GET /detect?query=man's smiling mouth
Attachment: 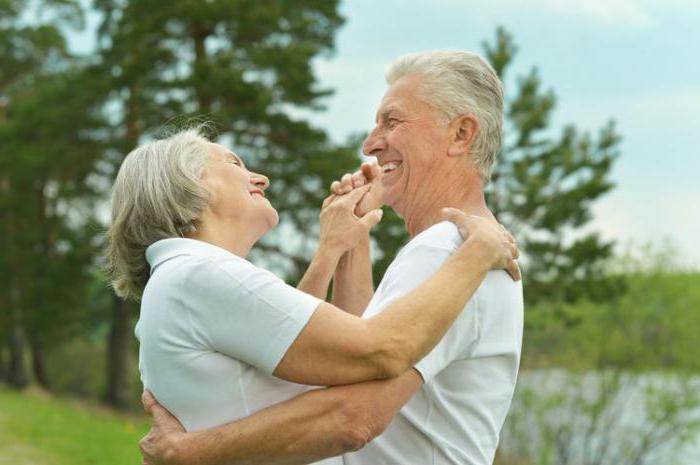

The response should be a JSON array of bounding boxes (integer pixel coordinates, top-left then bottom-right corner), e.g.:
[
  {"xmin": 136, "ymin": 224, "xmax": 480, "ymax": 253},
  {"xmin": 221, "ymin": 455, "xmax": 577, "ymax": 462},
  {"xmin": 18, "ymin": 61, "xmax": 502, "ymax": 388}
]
[{"xmin": 381, "ymin": 161, "xmax": 402, "ymax": 173}]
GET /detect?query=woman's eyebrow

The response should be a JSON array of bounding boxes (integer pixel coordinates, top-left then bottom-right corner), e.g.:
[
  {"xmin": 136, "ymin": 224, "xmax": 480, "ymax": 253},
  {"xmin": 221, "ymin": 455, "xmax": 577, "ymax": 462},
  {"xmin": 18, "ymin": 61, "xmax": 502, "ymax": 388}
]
[{"xmin": 227, "ymin": 152, "xmax": 245, "ymax": 166}]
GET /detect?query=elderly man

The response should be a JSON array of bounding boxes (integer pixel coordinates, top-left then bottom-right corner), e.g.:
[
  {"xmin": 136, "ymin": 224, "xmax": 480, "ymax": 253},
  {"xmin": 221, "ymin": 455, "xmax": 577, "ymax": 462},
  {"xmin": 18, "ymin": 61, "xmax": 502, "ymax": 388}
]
[{"xmin": 140, "ymin": 50, "xmax": 523, "ymax": 465}]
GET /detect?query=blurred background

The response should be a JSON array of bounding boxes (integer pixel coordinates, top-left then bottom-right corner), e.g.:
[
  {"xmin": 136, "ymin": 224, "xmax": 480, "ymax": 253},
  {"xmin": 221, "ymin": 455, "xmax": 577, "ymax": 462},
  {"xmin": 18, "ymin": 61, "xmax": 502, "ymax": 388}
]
[{"xmin": 1, "ymin": 1, "xmax": 698, "ymax": 464}]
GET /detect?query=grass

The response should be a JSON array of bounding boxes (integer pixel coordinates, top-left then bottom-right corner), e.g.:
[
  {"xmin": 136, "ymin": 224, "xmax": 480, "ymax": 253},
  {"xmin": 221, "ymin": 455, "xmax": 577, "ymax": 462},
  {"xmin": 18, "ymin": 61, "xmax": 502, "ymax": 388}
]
[{"xmin": 0, "ymin": 386, "xmax": 150, "ymax": 465}]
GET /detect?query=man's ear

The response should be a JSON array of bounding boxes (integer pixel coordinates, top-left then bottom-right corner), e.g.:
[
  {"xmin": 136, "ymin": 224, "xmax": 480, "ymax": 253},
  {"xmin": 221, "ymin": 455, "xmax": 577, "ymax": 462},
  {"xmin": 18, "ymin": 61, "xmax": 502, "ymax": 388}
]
[{"xmin": 447, "ymin": 115, "xmax": 478, "ymax": 157}]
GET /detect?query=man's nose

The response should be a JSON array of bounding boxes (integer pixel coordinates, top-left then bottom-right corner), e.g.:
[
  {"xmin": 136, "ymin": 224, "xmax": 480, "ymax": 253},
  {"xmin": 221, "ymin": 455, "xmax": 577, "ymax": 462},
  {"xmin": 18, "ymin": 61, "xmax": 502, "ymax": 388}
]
[
  {"xmin": 251, "ymin": 173, "xmax": 270, "ymax": 190},
  {"xmin": 362, "ymin": 127, "xmax": 386, "ymax": 156}
]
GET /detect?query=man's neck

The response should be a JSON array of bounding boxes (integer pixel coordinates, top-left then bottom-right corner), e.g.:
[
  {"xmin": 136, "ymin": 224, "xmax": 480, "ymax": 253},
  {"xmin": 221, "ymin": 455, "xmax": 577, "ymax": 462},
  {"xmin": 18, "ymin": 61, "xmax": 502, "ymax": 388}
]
[{"xmin": 403, "ymin": 187, "xmax": 493, "ymax": 238}]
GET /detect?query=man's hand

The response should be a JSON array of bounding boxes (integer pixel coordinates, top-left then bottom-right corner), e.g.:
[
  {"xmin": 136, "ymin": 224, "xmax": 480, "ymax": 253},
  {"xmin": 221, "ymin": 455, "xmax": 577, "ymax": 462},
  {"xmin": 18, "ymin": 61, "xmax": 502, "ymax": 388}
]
[
  {"xmin": 330, "ymin": 161, "xmax": 384, "ymax": 216},
  {"xmin": 140, "ymin": 390, "xmax": 186, "ymax": 465}
]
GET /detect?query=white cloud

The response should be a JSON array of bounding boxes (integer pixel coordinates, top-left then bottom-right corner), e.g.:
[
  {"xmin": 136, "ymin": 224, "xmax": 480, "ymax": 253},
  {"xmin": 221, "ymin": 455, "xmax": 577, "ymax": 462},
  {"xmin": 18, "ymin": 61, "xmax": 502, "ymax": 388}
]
[
  {"xmin": 436, "ymin": 0, "xmax": 661, "ymax": 29},
  {"xmin": 551, "ymin": 86, "xmax": 700, "ymax": 139},
  {"xmin": 528, "ymin": 0, "xmax": 654, "ymax": 28},
  {"xmin": 591, "ymin": 188, "xmax": 700, "ymax": 267}
]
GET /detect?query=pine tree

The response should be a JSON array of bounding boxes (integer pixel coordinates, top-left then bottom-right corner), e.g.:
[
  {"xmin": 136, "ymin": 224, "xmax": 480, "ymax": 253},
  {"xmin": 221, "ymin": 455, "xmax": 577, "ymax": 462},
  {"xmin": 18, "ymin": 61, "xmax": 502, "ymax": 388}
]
[
  {"xmin": 483, "ymin": 27, "xmax": 625, "ymax": 311},
  {"xmin": 0, "ymin": 0, "xmax": 105, "ymax": 389},
  {"xmin": 368, "ymin": 28, "xmax": 624, "ymax": 315},
  {"xmin": 93, "ymin": 0, "xmax": 359, "ymax": 408}
]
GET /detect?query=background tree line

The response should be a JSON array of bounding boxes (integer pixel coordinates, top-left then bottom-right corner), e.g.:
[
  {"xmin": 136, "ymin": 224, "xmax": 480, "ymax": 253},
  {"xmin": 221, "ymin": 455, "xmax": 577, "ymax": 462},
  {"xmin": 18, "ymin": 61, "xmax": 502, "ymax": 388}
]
[
  {"xmin": 2, "ymin": 1, "xmax": 697, "ymax": 463},
  {"xmin": 0, "ymin": 0, "xmax": 637, "ymax": 409}
]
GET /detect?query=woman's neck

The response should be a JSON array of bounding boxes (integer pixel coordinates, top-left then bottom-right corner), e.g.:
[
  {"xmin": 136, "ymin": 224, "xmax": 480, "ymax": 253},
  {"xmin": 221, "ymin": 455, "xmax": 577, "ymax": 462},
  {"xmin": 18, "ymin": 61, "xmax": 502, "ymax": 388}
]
[{"xmin": 187, "ymin": 219, "xmax": 256, "ymax": 258}]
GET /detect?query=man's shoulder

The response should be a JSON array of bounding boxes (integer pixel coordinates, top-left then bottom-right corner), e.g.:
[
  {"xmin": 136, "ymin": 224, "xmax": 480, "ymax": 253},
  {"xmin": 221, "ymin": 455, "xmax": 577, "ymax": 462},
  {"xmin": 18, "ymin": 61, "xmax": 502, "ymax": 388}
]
[
  {"xmin": 400, "ymin": 221, "xmax": 462, "ymax": 256},
  {"xmin": 479, "ymin": 270, "xmax": 524, "ymax": 312}
]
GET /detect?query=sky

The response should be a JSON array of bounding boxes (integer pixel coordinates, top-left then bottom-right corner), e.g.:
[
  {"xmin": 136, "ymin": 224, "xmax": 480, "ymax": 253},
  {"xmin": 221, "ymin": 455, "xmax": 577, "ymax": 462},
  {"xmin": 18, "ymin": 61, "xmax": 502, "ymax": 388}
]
[
  {"xmin": 299, "ymin": 0, "xmax": 700, "ymax": 268},
  {"xmin": 68, "ymin": 0, "xmax": 700, "ymax": 267}
]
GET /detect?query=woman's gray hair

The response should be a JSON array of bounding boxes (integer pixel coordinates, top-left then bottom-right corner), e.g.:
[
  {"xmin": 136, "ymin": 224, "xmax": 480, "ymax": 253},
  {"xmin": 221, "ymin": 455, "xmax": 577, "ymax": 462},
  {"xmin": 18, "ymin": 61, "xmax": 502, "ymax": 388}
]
[
  {"xmin": 386, "ymin": 50, "xmax": 504, "ymax": 180},
  {"xmin": 105, "ymin": 128, "xmax": 212, "ymax": 301}
]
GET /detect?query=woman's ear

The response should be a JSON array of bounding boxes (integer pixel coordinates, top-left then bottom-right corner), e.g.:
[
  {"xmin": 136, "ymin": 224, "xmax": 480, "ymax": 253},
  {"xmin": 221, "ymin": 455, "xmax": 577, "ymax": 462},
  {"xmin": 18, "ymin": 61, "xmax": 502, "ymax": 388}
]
[{"xmin": 447, "ymin": 115, "xmax": 479, "ymax": 157}]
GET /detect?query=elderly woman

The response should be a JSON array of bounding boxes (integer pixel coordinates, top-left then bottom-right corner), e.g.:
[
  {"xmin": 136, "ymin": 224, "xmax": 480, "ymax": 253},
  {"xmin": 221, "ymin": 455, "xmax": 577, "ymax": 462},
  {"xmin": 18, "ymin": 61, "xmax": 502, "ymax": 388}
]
[{"xmin": 106, "ymin": 128, "xmax": 517, "ymax": 464}]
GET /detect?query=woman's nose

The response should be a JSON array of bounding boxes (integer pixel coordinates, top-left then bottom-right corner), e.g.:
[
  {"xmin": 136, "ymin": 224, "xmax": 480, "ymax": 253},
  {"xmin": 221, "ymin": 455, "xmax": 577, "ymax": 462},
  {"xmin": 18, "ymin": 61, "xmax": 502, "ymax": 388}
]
[{"xmin": 251, "ymin": 173, "xmax": 269, "ymax": 191}]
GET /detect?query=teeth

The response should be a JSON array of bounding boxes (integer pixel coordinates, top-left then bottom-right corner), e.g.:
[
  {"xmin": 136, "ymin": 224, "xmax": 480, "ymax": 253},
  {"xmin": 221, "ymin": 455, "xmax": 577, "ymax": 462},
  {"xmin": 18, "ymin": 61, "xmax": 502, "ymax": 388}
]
[{"xmin": 382, "ymin": 162, "xmax": 400, "ymax": 173}]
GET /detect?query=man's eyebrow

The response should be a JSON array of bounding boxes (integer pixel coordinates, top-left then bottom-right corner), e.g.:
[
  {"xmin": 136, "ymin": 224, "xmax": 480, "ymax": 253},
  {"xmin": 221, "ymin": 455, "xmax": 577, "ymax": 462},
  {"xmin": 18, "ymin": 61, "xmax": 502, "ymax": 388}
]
[{"xmin": 377, "ymin": 106, "xmax": 401, "ymax": 123}]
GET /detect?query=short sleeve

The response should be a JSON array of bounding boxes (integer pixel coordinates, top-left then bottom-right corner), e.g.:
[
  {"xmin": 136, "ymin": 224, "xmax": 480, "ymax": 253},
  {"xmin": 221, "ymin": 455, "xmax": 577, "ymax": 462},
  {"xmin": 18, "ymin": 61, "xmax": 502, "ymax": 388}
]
[
  {"xmin": 180, "ymin": 257, "xmax": 321, "ymax": 374},
  {"xmin": 414, "ymin": 297, "xmax": 479, "ymax": 382},
  {"xmin": 374, "ymin": 234, "xmax": 480, "ymax": 382}
]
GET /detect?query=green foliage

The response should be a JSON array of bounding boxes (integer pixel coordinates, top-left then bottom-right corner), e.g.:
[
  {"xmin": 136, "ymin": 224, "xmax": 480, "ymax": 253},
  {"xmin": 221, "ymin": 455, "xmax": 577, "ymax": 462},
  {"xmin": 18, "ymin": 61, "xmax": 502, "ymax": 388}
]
[
  {"xmin": 498, "ymin": 249, "xmax": 700, "ymax": 465},
  {"xmin": 0, "ymin": 0, "xmax": 104, "ymax": 389},
  {"xmin": 524, "ymin": 272, "xmax": 700, "ymax": 372},
  {"xmin": 93, "ymin": 0, "xmax": 357, "ymax": 283},
  {"xmin": 483, "ymin": 27, "xmax": 625, "ymax": 306},
  {"xmin": 0, "ymin": 386, "xmax": 149, "ymax": 464},
  {"xmin": 366, "ymin": 27, "xmax": 625, "ymax": 290}
]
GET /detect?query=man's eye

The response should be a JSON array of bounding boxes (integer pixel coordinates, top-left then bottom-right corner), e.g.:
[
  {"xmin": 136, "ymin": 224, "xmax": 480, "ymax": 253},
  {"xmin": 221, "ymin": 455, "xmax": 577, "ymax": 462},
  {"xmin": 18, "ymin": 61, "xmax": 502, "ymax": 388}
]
[{"xmin": 388, "ymin": 118, "xmax": 399, "ymax": 128}]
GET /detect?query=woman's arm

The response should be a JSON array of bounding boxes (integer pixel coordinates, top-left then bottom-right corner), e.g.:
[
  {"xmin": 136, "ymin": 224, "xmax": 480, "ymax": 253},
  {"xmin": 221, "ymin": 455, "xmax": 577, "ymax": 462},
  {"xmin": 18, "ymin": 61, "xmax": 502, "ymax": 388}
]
[
  {"xmin": 273, "ymin": 209, "xmax": 520, "ymax": 386},
  {"xmin": 140, "ymin": 371, "xmax": 422, "ymax": 465},
  {"xmin": 330, "ymin": 163, "xmax": 382, "ymax": 315},
  {"xmin": 296, "ymin": 184, "xmax": 381, "ymax": 300}
]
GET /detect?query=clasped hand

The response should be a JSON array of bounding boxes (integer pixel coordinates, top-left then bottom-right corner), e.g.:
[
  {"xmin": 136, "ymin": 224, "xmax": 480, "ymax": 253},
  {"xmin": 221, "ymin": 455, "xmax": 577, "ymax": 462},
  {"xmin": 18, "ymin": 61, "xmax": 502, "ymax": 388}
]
[{"xmin": 319, "ymin": 162, "xmax": 385, "ymax": 255}]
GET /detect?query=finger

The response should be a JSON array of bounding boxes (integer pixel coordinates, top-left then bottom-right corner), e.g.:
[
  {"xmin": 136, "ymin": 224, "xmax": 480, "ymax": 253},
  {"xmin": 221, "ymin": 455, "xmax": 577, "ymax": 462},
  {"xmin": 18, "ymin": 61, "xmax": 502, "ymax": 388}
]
[
  {"xmin": 361, "ymin": 161, "xmax": 379, "ymax": 181},
  {"xmin": 440, "ymin": 207, "xmax": 467, "ymax": 222},
  {"xmin": 322, "ymin": 193, "xmax": 336, "ymax": 208},
  {"xmin": 330, "ymin": 180, "xmax": 342, "ymax": 195},
  {"xmin": 351, "ymin": 171, "xmax": 367, "ymax": 188},
  {"xmin": 370, "ymin": 161, "xmax": 382, "ymax": 179},
  {"xmin": 507, "ymin": 260, "xmax": 521, "ymax": 281},
  {"xmin": 141, "ymin": 390, "xmax": 156, "ymax": 415},
  {"xmin": 341, "ymin": 183, "xmax": 372, "ymax": 205},
  {"xmin": 341, "ymin": 173, "xmax": 353, "ymax": 193},
  {"xmin": 149, "ymin": 397, "xmax": 183, "ymax": 430},
  {"xmin": 358, "ymin": 208, "xmax": 383, "ymax": 230},
  {"xmin": 440, "ymin": 207, "xmax": 472, "ymax": 239},
  {"xmin": 510, "ymin": 242, "xmax": 519, "ymax": 260}
]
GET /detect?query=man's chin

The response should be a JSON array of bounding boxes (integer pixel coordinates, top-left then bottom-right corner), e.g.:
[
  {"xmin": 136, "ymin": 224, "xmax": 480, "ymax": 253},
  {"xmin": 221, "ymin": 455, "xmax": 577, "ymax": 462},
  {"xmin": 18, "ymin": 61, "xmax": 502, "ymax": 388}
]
[{"xmin": 382, "ymin": 190, "xmax": 402, "ymax": 214}]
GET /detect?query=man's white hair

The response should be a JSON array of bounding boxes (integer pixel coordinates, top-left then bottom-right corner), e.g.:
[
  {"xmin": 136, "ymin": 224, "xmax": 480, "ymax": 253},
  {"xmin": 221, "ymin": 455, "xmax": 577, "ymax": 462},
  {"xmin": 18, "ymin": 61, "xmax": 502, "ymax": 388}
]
[
  {"xmin": 386, "ymin": 50, "xmax": 504, "ymax": 180},
  {"xmin": 105, "ymin": 128, "xmax": 212, "ymax": 301}
]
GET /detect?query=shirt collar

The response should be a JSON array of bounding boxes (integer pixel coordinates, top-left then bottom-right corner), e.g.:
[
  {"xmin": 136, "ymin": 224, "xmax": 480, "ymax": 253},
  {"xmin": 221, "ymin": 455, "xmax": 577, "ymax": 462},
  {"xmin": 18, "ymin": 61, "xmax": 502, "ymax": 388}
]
[{"xmin": 146, "ymin": 238, "xmax": 241, "ymax": 273}]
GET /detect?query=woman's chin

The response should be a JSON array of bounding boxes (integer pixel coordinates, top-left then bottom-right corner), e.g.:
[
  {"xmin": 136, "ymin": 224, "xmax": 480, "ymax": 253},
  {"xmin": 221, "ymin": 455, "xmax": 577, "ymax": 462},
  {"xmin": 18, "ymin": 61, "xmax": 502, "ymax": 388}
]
[{"xmin": 265, "ymin": 208, "xmax": 280, "ymax": 229}]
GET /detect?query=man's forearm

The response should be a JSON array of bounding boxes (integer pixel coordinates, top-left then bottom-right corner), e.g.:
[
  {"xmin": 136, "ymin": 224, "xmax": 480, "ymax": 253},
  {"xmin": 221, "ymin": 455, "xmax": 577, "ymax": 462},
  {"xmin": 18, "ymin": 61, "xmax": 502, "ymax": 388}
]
[
  {"xmin": 331, "ymin": 236, "xmax": 373, "ymax": 316},
  {"xmin": 297, "ymin": 245, "xmax": 342, "ymax": 300},
  {"xmin": 172, "ymin": 371, "xmax": 422, "ymax": 465}
]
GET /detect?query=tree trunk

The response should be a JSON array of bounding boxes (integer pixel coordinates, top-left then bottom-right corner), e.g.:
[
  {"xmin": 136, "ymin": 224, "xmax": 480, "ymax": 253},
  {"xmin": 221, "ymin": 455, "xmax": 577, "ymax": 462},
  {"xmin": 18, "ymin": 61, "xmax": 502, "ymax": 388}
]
[
  {"xmin": 104, "ymin": 88, "xmax": 140, "ymax": 410},
  {"xmin": 0, "ymin": 342, "xmax": 7, "ymax": 383},
  {"xmin": 105, "ymin": 294, "xmax": 132, "ymax": 409},
  {"xmin": 5, "ymin": 180, "xmax": 29, "ymax": 390},
  {"xmin": 8, "ymin": 281, "xmax": 29, "ymax": 389},
  {"xmin": 30, "ymin": 180, "xmax": 52, "ymax": 390},
  {"xmin": 191, "ymin": 21, "xmax": 213, "ymax": 113},
  {"xmin": 30, "ymin": 334, "xmax": 50, "ymax": 389}
]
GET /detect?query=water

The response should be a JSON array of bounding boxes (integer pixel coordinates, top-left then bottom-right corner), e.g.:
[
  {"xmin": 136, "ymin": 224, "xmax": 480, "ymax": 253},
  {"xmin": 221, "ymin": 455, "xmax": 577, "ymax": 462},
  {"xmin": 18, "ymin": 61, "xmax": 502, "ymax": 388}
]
[{"xmin": 499, "ymin": 369, "xmax": 700, "ymax": 465}]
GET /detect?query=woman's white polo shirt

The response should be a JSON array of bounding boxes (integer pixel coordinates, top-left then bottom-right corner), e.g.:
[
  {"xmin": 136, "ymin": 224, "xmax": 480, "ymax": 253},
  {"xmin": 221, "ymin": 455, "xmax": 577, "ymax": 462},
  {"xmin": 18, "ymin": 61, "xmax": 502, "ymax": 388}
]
[{"xmin": 135, "ymin": 238, "xmax": 321, "ymax": 432}]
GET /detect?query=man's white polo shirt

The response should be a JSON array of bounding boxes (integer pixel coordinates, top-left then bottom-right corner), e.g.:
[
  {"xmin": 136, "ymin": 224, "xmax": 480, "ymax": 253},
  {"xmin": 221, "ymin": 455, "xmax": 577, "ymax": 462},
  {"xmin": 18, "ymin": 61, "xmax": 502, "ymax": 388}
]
[
  {"xmin": 135, "ymin": 238, "xmax": 339, "ymax": 465},
  {"xmin": 344, "ymin": 221, "xmax": 524, "ymax": 465}
]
